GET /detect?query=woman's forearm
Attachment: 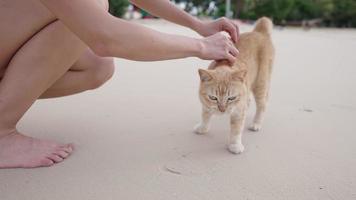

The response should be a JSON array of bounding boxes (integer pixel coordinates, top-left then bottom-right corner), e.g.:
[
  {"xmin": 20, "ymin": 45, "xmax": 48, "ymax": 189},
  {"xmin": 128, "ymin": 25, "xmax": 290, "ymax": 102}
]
[
  {"xmin": 129, "ymin": 0, "xmax": 239, "ymax": 43},
  {"xmin": 130, "ymin": 0, "xmax": 202, "ymax": 31},
  {"xmin": 103, "ymin": 18, "xmax": 203, "ymax": 61}
]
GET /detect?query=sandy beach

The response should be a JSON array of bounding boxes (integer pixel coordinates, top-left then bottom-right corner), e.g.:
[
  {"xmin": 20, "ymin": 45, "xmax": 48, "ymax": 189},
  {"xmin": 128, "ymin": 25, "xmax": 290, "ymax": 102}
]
[{"xmin": 1, "ymin": 20, "xmax": 356, "ymax": 200}]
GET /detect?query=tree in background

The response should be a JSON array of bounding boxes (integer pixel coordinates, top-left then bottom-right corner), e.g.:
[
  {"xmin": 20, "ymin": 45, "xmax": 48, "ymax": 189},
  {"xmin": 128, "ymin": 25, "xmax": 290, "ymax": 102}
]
[
  {"xmin": 235, "ymin": 0, "xmax": 245, "ymax": 18},
  {"xmin": 255, "ymin": 0, "xmax": 295, "ymax": 23},
  {"xmin": 107, "ymin": 0, "xmax": 356, "ymax": 27},
  {"xmin": 235, "ymin": 0, "xmax": 356, "ymax": 27},
  {"xmin": 328, "ymin": 0, "xmax": 356, "ymax": 27},
  {"xmin": 109, "ymin": 0, "xmax": 129, "ymax": 17}
]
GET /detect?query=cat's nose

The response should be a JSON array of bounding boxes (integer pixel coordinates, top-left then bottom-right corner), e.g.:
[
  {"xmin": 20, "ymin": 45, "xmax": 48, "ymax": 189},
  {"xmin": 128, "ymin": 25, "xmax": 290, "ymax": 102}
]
[{"xmin": 218, "ymin": 104, "xmax": 226, "ymax": 112}]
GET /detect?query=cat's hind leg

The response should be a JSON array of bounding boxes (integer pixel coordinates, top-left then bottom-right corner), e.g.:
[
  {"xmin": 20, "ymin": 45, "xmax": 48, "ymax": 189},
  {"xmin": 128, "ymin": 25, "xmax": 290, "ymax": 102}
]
[
  {"xmin": 194, "ymin": 107, "xmax": 213, "ymax": 134},
  {"xmin": 249, "ymin": 83, "xmax": 270, "ymax": 132},
  {"xmin": 249, "ymin": 49, "xmax": 273, "ymax": 132}
]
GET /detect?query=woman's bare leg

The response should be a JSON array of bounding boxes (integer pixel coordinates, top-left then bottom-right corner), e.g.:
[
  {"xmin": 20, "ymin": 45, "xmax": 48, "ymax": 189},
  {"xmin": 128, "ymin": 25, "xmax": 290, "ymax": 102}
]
[
  {"xmin": 40, "ymin": 49, "xmax": 114, "ymax": 99},
  {"xmin": 0, "ymin": 48, "xmax": 114, "ymax": 169},
  {"xmin": 0, "ymin": 20, "xmax": 90, "ymax": 168}
]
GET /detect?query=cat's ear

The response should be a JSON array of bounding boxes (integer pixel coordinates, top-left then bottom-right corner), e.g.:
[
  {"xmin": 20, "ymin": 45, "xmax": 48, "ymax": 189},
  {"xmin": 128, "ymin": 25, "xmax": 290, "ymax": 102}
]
[
  {"xmin": 198, "ymin": 69, "xmax": 213, "ymax": 82},
  {"xmin": 231, "ymin": 69, "xmax": 247, "ymax": 82}
]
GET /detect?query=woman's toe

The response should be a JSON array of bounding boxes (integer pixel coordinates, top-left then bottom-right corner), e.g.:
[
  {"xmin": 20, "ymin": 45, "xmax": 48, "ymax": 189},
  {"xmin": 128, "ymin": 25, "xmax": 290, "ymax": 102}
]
[
  {"xmin": 55, "ymin": 150, "xmax": 69, "ymax": 159},
  {"xmin": 48, "ymin": 154, "xmax": 64, "ymax": 163},
  {"xmin": 60, "ymin": 143, "xmax": 74, "ymax": 153},
  {"xmin": 40, "ymin": 158, "xmax": 54, "ymax": 167}
]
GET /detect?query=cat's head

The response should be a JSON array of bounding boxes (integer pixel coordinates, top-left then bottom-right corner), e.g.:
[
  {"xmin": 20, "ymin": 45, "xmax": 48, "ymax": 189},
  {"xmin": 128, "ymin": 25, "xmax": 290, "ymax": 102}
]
[{"xmin": 198, "ymin": 67, "xmax": 247, "ymax": 113}]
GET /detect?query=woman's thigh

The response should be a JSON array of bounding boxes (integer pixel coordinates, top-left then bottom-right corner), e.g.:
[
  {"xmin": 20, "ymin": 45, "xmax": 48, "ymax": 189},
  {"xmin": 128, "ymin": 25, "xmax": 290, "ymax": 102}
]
[
  {"xmin": 0, "ymin": 0, "xmax": 109, "ymax": 75},
  {"xmin": 0, "ymin": 0, "xmax": 56, "ymax": 70}
]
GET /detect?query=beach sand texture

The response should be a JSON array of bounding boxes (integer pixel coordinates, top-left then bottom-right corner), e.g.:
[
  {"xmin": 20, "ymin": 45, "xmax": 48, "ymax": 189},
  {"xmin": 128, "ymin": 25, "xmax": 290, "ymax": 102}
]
[{"xmin": 1, "ymin": 20, "xmax": 356, "ymax": 200}]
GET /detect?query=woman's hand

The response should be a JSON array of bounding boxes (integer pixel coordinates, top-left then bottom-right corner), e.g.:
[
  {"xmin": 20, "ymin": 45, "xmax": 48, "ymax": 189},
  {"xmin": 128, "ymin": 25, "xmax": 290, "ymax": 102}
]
[
  {"xmin": 194, "ymin": 17, "xmax": 240, "ymax": 43},
  {"xmin": 193, "ymin": 17, "xmax": 240, "ymax": 64},
  {"xmin": 197, "ymin": 32, "xmax": 239, "ymax": 64}
]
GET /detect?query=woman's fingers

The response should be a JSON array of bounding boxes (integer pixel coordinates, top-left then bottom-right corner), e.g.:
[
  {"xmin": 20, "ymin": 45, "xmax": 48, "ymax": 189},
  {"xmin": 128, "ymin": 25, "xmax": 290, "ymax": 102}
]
[
  {"xmin": 225, "ymin": 51, "xmax": 236, "ymax": 65},
  {"xmin": 199, "ymin": 32, "xmax": 238, "ymax": 64},
  {"xmin": 220, "ymin": 17, "xmax": 238, "ymax": 43},
  {"xmin": 226, "ymin": 44, "xmax": 238, "ymax": 64},
  {"xmin": 228, "ymin": 41, "xmax": 239, "ymax": 57},
  {"xmin": 229, "ymin": 20, "xmax": 240, "ymax": 43},
  {"xmin": 231, "ymin": 21, "xmax": 240, "ymax": 42},
  {"xmin": 225, "ymin": 38, "xmax": 238, "ymax": 64}
]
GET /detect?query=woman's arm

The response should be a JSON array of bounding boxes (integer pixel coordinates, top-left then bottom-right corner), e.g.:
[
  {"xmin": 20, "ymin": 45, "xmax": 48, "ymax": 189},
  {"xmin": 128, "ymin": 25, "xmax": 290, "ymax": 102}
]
[
  {"xmin": 129, "ymin": 0, "xmax": 200, "ymax": 32},
  {"xmin": 40, "ymin": 0, "xmax": 237, "ymax": 63},
  {"xmin": 130, "ymin": 0, "xmax": 239, "ymax": 43}
]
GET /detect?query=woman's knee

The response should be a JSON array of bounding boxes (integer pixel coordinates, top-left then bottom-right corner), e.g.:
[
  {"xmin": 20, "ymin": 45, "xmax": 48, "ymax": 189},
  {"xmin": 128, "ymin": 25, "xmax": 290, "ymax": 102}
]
[{"xmin": 89, "ymin": 57, "xmax": 115, "ymax": 90}]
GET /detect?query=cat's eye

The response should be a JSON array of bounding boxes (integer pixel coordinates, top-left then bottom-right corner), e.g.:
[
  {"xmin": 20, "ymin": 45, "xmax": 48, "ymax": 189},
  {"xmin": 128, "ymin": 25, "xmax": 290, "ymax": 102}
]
[
  {"xmin": 228, "ymin": 96, "xmax": 237, "ymax": 101},
  {"xmin": 208, "ymin": 95, "xmax": 218, "ymax": 101}
]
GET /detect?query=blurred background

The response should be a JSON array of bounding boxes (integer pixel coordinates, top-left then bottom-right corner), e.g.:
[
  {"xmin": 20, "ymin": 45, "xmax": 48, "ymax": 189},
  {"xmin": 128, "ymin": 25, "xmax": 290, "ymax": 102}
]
[{"xmin": 109, "ymin": 0, "xmax": 356, "ymax": 28}]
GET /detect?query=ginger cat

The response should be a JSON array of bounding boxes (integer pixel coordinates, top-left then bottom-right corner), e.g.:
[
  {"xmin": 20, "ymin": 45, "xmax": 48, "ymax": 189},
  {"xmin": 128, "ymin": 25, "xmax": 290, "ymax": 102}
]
[{"xmin": 194, "ymin": 17, "xmax": 275, "ymax": 154}]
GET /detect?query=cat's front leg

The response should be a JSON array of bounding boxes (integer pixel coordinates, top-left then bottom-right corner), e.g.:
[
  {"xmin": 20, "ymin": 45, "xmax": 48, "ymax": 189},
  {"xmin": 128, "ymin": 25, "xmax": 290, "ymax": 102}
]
[
  {"xmin": 228, "ymin": 108, "xmax": 247, "ymax": 154},
  {"xmin": 194, "ymin": 107, "xmax": 213, "ymax": 135}
]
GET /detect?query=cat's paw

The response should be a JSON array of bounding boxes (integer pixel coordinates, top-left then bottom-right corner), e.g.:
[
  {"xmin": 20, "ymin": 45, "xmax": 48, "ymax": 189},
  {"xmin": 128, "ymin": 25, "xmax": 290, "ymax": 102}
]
[
  {"xmin": 194, "ymin": 123, "xmax": 209, "ymax": 135},
  {"xmin": 227, "ymin": 143, "xmax": 245, "ymax": 154},
  {"xmin": 248, "ymin": 123, "xmax": 262, "ymax": 132}
]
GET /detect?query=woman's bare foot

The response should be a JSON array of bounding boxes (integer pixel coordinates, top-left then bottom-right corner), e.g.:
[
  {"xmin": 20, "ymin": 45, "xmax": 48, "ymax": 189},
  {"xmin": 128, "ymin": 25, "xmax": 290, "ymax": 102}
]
[{"xmin": 0, "ymin": 129, "xmax": 74, "ymax": 169}]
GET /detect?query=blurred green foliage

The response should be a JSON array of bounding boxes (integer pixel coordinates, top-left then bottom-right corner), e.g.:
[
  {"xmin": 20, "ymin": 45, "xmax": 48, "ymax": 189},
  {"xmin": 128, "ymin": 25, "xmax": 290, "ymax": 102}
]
[
  {"xmin": 108, "ymin": 0, "xmax": 356, "ymax": 27},
  {"xmin": 184, "ymin": 0, "xmax": 356, "ymax": 27},
  {"xmin": 108, "ymin": 0, "xmax": 129, "ymax": 17},
  {"xmin": 236, "ymin": 0, "xmax": 356, "ymax": 27},
  {"xmin": 328, "ymin": 0, "xmax": 356, "ymax": 27}
]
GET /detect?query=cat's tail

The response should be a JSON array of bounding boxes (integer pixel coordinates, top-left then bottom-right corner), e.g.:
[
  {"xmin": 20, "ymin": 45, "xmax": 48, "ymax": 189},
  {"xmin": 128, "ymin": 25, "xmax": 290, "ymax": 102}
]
[{"xmin": 253, "ymin": 17, "xmax": 273, "ymax": 35}]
